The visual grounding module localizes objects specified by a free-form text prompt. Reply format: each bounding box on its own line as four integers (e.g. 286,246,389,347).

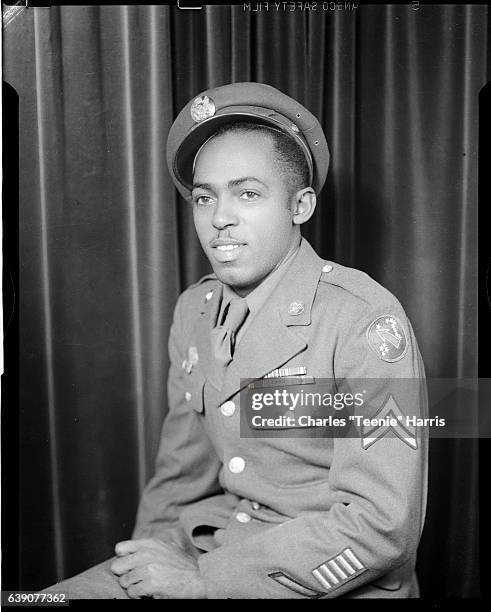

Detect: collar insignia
288,301,305,316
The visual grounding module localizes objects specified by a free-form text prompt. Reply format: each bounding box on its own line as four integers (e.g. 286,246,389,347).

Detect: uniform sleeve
132,294,223,540
197,302,428,598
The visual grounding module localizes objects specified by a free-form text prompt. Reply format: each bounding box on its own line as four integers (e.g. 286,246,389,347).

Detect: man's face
191,130,299,296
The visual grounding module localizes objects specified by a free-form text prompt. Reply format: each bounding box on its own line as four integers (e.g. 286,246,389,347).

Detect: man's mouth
210,238,246,249
216,244,241,252
210,238,246,262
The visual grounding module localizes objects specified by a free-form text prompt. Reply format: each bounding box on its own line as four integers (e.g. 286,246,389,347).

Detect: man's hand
110,538,206,599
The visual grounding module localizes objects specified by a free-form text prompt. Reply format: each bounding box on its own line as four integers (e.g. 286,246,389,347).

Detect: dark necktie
211,297,249,367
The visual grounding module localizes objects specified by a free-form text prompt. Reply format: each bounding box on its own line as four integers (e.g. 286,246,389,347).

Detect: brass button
236,512,251,523
228,457,245,474
220,401,236,417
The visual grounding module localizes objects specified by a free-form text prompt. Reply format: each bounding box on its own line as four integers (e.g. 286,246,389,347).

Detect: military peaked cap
167,82,330,199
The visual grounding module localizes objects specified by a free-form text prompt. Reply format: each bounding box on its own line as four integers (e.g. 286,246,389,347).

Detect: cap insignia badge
190,95,216,123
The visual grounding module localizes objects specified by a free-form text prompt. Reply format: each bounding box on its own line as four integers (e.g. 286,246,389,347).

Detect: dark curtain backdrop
3,3,486,596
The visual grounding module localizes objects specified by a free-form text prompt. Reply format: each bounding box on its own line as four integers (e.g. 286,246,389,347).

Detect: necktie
211,297,249,367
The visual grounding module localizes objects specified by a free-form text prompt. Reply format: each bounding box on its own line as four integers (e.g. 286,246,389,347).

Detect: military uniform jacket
133,239,428,599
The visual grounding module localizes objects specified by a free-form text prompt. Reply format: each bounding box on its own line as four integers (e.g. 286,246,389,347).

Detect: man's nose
211,196,239,230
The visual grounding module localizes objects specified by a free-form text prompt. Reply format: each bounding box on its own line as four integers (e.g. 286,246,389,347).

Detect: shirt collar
219,240,301,322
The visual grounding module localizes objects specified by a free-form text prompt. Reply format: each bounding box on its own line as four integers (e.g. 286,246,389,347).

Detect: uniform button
184,391,192,401
251,501,260,510
220,401,236,417
322,264,333,273
228,456,245,474
236,512,251,523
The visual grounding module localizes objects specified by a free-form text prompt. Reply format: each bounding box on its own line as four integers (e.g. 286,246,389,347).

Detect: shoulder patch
366,315,408,362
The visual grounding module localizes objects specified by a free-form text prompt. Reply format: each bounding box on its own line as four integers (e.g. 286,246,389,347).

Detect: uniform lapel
218,239,324,405
194,282,223,390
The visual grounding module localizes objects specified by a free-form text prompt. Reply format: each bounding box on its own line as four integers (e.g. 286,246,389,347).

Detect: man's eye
193,195,214,206
240,191,260,201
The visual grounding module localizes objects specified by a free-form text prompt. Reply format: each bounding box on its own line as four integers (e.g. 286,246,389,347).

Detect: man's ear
291,188,317,225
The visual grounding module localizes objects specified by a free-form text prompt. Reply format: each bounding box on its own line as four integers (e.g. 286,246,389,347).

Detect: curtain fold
3,4,486,595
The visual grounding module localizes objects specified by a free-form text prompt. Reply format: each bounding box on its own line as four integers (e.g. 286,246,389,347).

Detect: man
43,82,428,599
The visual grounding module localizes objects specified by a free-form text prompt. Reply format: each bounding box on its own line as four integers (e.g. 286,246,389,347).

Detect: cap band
185,108,314,190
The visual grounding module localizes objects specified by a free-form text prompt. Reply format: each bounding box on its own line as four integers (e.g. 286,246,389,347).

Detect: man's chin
212,267,259,295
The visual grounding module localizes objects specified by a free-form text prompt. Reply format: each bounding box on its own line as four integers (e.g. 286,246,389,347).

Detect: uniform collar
276,237,323,327
218,241,300,323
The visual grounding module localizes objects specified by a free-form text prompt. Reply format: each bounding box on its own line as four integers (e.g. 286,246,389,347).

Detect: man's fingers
111,552,142,576
115,539,149,556
118,569,143,589
127,581,152,599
